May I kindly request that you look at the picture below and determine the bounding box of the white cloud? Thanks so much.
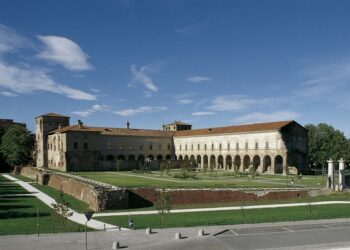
[177,99,193,104]
[91,104,108,111]
[37,35,93,71]
[114,106,167,117]
[192,111,215,116]
[232,111,300,124]
[0,91,18,97]
[0,61,96,100]
[129,63,163,92]
[207,95,258,112]
[187,76,211,83]
[71,111,92,117]
[0,24,28,54]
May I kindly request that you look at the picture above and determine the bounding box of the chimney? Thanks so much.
[126,121,130,129]
[78,120,83,128]
[58,123,62,129]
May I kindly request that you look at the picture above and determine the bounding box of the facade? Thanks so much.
[35,113,308,174]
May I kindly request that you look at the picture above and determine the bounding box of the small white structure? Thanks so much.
[146,228,152,235]
[339,158,345,190]
[112,241,120,249]
[327,159,334,190]
[175,232,181,240]
[198,229,204,236]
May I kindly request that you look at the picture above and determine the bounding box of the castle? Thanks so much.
[35,113,308,174]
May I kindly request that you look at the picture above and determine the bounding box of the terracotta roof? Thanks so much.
[36,113,70,118]
[174,120,295,137]
[50,125,174,137]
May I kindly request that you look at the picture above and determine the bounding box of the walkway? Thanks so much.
[1,174,127,231]
[93,200,350,217]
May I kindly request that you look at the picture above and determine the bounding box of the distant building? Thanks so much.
[0,119,26,130]
[35,113,308,174]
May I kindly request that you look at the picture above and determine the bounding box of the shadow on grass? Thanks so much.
[0,211,50,220]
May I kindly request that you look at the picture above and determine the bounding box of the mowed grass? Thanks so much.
[0,175,90,235]
[77,170,327,189]
[11,174,90,213]
[97,204,350,229]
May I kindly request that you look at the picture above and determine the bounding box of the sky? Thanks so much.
[1,0,350,136]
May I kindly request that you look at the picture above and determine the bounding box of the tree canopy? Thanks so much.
[305,123,350,168]
[0,124,34,167]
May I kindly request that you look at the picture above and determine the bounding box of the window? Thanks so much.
[74,142,78,149]
[227,143,230,150]
[119,143,123,150]
[84,142,88,149]
[185,144,187,150]
[159,143,162,150]
[197,144,200,150]
[219,143,222,150]
[140,144,143,150]
[191,144,193,151]
[255,142,258,149]
[129,143,133,150]
[149,143,153,150]
[266,142,269,149]
[211,143,214,150]
[245,142,248,149]
[204,144,207,150]
[167,143,171,150]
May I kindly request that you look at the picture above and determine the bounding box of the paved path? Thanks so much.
[93,200,350,217]
[1,174,127,231]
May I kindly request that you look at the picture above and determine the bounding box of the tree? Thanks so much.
[51,187,73,230]
[0,124,34,167]
[154,188,172,228]
[305,123,350,170]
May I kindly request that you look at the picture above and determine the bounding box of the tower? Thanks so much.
[35,113,70,168]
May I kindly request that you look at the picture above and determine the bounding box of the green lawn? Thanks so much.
[11,174,90,213]
[97,204,350,229]
[0,175,90,235]
[77,170,327,189]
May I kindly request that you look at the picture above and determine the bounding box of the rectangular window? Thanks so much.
[198,144,200,150]
[74,142,78,149]
[266,142,269,149]
[227,143,230,150]
[84,142,88,149]
[255,142,258,149]
[129,143,133,150]
[149,143,153,150]
[185,144,187,150]
[140,144,143,150]
[159,143,162,150]
[219,143,222,150]
[191,144,193,151]
[245,142,248,149]
[204,144,207,150]
[211,143,214,150]
[167,143,171,150]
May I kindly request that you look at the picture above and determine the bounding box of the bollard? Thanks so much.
[146,228,152,235]
[112,241,120,249]
[198,229,204,236]
[175,232,181,240]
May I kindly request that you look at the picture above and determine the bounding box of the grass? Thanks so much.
[0,175,91,235]
[97,204,350,229]
[76,170,328,189]
[11,174,90,213]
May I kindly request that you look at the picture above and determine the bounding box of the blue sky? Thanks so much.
[1,0,350,135]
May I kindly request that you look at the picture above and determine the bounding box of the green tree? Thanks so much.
[305,123,350,170]
[154,188,172,228]
[0,124,34,166]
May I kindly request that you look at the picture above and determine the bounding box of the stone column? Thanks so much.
[327,159,334,190]
[283,154,288,176]
[223,156,227,170]
[339,158,345,190]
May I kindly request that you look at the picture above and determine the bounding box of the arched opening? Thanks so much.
[138,154,145,163]
[233,155,241,171]
[226,155,232,170]
[157,154,163,161]
[210,155,216,169]
[253,155,261,171]
[128,155,135,161]
[184,155,189,161]
[165,154,171,160]
[196,155,201,167]
[106,155,114,162]
[263,155,271,172]
[117,155,125,161]
[203,155,208,169]
[218,155,224,169]
[190,155,195,162]
[147,154,154,161]
[274,155,283,174]
[243,155,250,171]
[178,155,183,161]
